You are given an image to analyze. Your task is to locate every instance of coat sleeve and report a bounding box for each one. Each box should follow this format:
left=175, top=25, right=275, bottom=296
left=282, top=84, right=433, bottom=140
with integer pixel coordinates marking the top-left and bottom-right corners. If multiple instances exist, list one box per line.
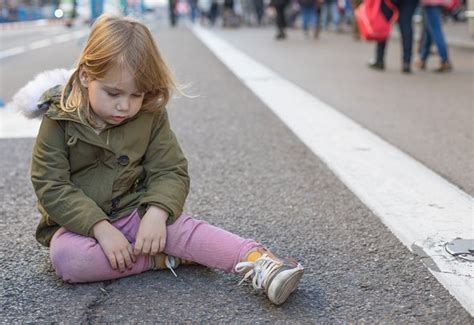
left=31, top=116, right=109, bottom=237
left=139, top=109, right=190, bottom=222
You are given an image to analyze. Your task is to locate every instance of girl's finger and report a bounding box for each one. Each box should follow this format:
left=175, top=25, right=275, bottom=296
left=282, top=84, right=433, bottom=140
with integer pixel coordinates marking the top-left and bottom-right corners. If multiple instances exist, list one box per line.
left=123, top=249, right=134, bottom=269
left=116, top=252, right=126, bottom=272
left=159, top=236, right=166, bottom=253
left=141, top=239, right=152, bottom=255
left=128, top=245, right=136, bottom=263
left=150, top=240, right=160, bottom=256
left=107, top=253, right=118, bottom=270
left=133, top=237, right=144, bottom=256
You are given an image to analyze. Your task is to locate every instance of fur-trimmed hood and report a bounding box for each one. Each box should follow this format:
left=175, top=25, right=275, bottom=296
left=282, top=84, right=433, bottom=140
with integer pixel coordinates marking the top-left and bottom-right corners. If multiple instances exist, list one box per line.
left=7, top=69, right=72, bottom=119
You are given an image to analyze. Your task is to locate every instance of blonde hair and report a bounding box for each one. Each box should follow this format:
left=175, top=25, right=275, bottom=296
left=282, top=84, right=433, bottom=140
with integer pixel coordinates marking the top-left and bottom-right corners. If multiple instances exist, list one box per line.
left=61, top=14, right=176, bottom=127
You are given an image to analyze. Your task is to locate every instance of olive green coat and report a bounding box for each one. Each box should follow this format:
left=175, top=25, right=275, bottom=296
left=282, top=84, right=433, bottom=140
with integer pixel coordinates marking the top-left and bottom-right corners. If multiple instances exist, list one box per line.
left=31, top=87, right=190, bottom=246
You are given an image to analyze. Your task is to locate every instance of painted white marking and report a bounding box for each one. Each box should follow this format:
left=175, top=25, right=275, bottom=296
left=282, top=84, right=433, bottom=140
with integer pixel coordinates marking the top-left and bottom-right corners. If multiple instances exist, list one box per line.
left=190, top=25, right=474, bottom=315
left=0, top=46, right=26, bottom=59
left=29, top=39, right=53, bottom=50
left=0, top=109, right=41, bottom=138
left=0, top=29, right=88, bottom=60
left=72, top=30, right=88, bottom=38
left=53, top=34, right=74, bottom=43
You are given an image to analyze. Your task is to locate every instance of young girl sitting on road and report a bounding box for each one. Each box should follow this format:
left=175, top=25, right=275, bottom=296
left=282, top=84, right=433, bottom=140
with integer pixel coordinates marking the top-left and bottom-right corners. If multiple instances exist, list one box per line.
left=17, top=14, right=304, bottom=305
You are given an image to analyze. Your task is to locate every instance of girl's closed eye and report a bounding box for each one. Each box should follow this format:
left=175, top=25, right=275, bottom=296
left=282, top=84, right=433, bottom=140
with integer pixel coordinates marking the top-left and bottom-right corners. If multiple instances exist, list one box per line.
left=107, top=92, right=120, bottom=97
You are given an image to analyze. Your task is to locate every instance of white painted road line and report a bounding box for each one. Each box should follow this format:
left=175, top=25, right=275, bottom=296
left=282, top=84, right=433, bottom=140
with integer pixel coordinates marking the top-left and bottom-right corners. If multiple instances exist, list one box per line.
left=53, top=34, right=74, bottom=43
left=0, top=30, right=88, bottom=60
left=29, top=39, right=53, bottom=50
left=0, top=46, right=27, bottom=60
left=0, top=108, right=41, bottom=139
left=190, top=25, right=474, bottom=315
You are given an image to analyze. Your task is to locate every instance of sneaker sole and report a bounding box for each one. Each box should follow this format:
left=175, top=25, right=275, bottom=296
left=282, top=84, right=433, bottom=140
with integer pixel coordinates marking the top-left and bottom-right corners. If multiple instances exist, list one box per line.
left=267, top=266, right=304, bottom=305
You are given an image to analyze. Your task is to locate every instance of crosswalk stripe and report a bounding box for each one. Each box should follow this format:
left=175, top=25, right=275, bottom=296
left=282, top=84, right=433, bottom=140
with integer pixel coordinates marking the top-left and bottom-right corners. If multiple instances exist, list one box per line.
left=29, top=39, right=53, bottom=50
left=189, top=24, right=473, bottom=316
left=0, top=46, right=26, bottom=59
left=0, top=30, right=88, bottom=60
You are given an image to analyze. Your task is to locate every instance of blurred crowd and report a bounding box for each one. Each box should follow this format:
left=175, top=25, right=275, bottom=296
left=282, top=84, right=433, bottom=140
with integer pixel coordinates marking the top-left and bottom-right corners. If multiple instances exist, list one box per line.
left=169, top=0, right=468, bottom=72
left=171, top=0, right=468, bottom=30
left=1, top=0, right=468, bottom=73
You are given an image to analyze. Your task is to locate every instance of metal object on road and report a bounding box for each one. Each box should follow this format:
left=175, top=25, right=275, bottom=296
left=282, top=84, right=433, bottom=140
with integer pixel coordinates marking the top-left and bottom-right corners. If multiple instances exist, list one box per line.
left=444, top=239, right=474, bottom=262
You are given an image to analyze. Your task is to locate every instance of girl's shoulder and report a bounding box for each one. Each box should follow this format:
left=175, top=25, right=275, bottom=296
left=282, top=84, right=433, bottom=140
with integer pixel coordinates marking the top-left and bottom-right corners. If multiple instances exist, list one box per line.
left=140, top=105, right=169, bottom=126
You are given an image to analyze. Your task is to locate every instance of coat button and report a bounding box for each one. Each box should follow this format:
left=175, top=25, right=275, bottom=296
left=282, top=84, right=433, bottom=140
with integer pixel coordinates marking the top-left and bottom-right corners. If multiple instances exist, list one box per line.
left=111, top=197, right=120, bottom=208
left=109, top=211, right=118, bottom=218
left=117, top=155, right=129, bottom=166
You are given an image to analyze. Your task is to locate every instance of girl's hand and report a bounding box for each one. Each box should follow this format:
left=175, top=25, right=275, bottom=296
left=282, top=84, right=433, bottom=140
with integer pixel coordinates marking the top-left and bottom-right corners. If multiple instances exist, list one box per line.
left=133, top=206, right=168, bottom=256
left=93, top=220, right=136, bottom=272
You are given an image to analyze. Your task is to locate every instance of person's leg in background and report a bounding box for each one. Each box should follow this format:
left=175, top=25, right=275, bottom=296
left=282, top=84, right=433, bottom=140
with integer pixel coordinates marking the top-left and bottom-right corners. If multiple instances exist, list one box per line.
left=275, top=4, right=288, bottom=39
left=417, top=7, right=432, bottom=70
left=349, top=0, right=362, bottom=39
left=397, top=0, right=418, bottom=73
left=424, top=5, right=452, bottom=72
left=301, top=5, right=316, bottom=37
left=255, top=0, right=264, bottom=25
left=369, top=41, right=386, bottom=70
left=315, top=1, right=322, bottom=38
left=169, top=0, right=178, bottom=26
left=209, top=1, right=218, bottom=26
left=330, top=0, right=341, bottom=31
left=301, top=6, right=310, bottom=35
left=321, top=0, right=329, bottom=30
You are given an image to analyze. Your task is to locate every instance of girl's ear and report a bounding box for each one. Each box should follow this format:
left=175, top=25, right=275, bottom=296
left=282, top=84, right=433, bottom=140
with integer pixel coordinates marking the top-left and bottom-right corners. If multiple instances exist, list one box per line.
left=79, top=68, right=89, bottom=88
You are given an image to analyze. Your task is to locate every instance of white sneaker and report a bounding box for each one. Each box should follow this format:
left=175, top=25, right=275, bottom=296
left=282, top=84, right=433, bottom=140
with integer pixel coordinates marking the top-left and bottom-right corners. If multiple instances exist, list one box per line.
left=235, top=254, right=304, bottom=305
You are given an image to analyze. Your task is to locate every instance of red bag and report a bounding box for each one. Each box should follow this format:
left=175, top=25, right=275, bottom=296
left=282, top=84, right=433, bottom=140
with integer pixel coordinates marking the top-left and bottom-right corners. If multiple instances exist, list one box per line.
left=444, top=0, right=460, bottom=12
left=355, top=0, right=399, bottom=41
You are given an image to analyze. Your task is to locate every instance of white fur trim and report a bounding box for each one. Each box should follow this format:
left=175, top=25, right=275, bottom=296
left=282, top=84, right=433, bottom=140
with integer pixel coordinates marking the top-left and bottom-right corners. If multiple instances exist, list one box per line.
left=6, top=69, right=73, bottom=119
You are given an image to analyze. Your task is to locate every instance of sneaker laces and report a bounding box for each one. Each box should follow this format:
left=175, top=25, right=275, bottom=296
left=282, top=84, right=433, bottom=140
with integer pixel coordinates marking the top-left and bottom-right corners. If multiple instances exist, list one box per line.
left=235, top=254, right=282, bottom=290
left=165, top=255, right=179, bottom=277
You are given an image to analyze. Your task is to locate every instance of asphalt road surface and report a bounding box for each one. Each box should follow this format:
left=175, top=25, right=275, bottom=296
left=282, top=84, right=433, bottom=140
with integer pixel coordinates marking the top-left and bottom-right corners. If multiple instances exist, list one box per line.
left=0, top=17, right=472, bottom=323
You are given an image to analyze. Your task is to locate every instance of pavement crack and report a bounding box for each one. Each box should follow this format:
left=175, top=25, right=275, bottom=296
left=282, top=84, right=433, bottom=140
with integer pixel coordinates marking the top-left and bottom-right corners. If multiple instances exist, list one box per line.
left=435, top=271, right=473, bottom=279
left=83, top=282, right=113, bottom=322
left=411, top=242, right=473, bottom=277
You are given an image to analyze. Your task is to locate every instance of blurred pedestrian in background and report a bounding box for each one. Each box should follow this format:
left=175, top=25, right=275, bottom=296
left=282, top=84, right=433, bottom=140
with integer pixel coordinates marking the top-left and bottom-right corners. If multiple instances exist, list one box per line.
left=298, top=0, right=319, bottom=38
left=255, top=0, right=265, bottom=25
left=240, top=0, right=255, bottom=25
left=223, top=0, right=241, bottom=27
left=169, top=0, right=178, bottom=26
left=416, top=0, right=453, bottom=72
left=199, top=0, right=219, bottom=25
left=188, top=0, right=199, bottom=23
left=321, top=0, right=341, bottom=32
left=368, top=0, right=419, bottom=73
left=271, top=0, right=290, bottom=39
left=350, top=0, right=362, bottom=39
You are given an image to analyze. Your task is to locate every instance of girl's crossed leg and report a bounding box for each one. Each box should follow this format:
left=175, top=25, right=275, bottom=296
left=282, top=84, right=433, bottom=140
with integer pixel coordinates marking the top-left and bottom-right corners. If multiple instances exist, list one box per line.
left=49, top=210, right=304, bottom=305
left=50, top=209, right=260, bottom=282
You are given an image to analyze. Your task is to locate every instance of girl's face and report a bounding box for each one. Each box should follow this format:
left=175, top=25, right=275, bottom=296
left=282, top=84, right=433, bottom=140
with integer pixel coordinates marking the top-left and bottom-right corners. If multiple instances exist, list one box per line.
left=80, top=65, right=145, bottom=126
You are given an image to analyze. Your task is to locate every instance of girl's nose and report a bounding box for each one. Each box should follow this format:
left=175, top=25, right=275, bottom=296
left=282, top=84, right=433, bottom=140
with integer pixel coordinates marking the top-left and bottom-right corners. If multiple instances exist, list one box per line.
left=118, top=99, right=130, bottom=112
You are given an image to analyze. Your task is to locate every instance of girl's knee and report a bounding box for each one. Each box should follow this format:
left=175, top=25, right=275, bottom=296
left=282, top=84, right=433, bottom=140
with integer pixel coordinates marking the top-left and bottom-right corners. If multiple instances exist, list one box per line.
left=171, top=214, right=209, bottom=232
left=50, top=235, right=100, bottom=283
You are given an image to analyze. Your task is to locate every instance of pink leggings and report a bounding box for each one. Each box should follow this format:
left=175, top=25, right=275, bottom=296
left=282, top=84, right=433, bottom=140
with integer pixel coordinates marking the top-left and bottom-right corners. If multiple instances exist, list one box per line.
left=50, top=210, right=260, bottom=283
